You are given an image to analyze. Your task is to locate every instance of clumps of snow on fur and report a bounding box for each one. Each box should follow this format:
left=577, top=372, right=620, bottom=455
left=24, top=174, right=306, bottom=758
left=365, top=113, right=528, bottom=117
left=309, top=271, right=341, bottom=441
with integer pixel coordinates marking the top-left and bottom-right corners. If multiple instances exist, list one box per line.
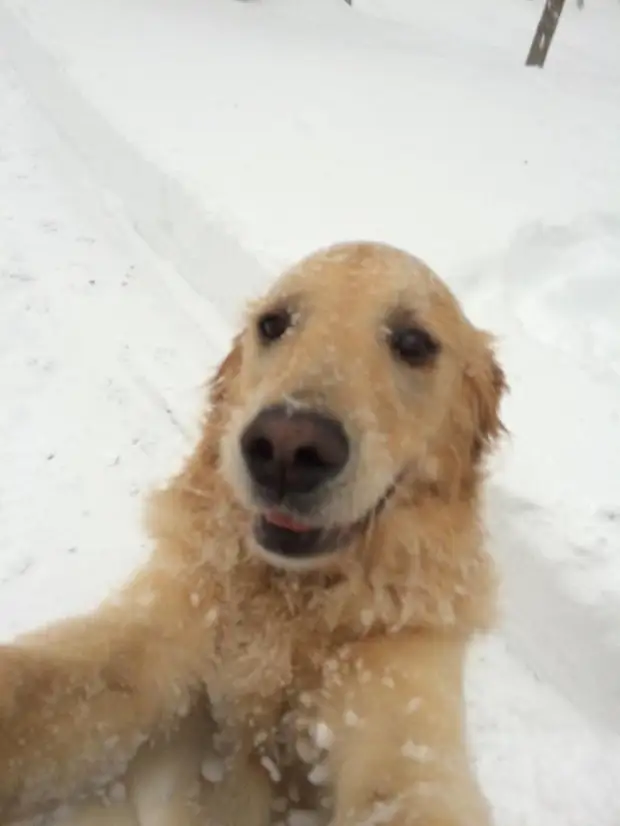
left=296, top=738, right=319, bottom=764
left=108, top=781, right=126, bottom=803
left=360, top=609, right=374, bottom=627
left=344, top=709, right=361, bottom=727
left=260, top=754, right=282, bottom=783
left=204, top=607, right=218, bottom=625
left=274, top=799, right=327, bottom=826
left=201, top=755, right=226, bottom=783
left=352, top=658, right=373, bottom=684
left=288, top=810, right=322, bottom=826
left=272, top=797, right=288, bottom=814
left=361, top=799, right=402, bottom=826
left=401, top=741, right=432, bottom=762
left=313, top=721, right=334, bottom=750
left=308, top=763, right=330, bottom=786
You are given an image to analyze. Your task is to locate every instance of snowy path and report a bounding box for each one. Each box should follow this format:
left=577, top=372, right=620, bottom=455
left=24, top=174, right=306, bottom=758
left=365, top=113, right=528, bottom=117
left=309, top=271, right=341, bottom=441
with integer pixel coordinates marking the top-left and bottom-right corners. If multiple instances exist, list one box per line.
left=0, top=64, right=226, bottom=636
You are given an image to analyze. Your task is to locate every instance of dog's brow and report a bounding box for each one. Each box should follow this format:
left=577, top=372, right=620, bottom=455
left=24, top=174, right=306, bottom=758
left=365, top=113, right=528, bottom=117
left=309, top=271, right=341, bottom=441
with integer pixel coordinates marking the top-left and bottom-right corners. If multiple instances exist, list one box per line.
left=260, top=288, right=302, bottom=314
left=385, top=305, right=423, bottom=329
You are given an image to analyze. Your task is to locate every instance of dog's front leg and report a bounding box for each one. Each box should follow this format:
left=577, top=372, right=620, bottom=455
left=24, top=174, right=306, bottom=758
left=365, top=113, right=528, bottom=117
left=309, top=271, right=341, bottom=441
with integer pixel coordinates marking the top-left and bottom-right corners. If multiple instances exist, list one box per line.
left=0, top=562, right=211, bottom=823
left=318, top=633, right=492, bottom=826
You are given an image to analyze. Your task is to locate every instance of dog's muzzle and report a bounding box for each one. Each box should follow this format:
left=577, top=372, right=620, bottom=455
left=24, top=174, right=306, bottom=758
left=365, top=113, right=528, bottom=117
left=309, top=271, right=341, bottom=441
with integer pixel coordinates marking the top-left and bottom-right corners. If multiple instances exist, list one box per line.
left=240, top=404, right=351, bottom=559
left=239, top=405, right=396, bottom=562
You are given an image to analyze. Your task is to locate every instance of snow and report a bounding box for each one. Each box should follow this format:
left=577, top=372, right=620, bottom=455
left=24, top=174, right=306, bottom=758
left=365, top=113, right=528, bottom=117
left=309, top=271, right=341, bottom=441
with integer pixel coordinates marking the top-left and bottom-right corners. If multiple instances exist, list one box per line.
left=1, top=0, right=619, bottom=824
left=313, top=721, right=335, bottom=751
left=287, top=810, right=322, bottom=826
left=201, top=755, right=225, bottom=784
left=0, top=66, right=215, bottom=635
left=260, top=754, right=283, bottom=784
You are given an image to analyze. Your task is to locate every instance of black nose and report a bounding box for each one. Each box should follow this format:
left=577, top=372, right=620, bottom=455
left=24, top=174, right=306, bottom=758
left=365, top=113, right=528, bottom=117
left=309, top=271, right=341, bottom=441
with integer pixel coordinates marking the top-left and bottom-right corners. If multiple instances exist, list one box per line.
left=240, top=405, right=349, bottom=500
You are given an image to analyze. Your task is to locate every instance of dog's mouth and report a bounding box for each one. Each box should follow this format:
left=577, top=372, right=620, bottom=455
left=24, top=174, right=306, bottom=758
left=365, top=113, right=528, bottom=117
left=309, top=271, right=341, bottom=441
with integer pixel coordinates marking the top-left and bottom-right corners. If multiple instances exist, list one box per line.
left=252, top=485, right=396, bottom=564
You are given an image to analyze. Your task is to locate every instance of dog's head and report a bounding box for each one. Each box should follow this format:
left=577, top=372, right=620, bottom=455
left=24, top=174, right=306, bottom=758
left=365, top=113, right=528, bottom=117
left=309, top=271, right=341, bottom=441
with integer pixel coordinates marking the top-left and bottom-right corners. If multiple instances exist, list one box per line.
left=213, top=242, right=506, bottom=570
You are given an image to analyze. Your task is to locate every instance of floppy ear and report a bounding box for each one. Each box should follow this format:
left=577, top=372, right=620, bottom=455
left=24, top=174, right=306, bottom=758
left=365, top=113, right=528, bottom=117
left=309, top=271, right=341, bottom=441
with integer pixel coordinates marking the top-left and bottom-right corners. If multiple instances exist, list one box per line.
left=144, top=334, right=245, bottom=548
left=208, top=333, right=244, bottom=413
left=465, top=333, right=508, bottom=463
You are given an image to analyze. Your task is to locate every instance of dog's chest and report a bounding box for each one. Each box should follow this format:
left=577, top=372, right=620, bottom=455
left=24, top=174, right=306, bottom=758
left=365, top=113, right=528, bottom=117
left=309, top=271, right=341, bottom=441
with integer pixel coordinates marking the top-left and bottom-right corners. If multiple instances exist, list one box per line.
left=200, top=581, right=360, bottom=809
left=207, top=674, right=332, bottom=807
left=204, top=586, right=337, bottom=725
left=207, top=611, right=322, bottom=708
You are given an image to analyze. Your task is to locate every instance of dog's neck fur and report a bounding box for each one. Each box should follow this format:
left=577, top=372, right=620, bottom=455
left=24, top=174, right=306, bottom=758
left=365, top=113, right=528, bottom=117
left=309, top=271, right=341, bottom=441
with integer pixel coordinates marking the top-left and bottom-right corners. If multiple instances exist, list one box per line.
left=148, top=455, right=496, bottom=642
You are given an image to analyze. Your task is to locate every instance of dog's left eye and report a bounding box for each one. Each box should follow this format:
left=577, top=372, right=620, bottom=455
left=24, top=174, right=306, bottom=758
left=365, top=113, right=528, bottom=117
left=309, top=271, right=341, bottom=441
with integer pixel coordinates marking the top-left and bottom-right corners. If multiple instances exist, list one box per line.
left=257, top=309, right=291, bottom=343
left=389, top=326, right=439, bottom=366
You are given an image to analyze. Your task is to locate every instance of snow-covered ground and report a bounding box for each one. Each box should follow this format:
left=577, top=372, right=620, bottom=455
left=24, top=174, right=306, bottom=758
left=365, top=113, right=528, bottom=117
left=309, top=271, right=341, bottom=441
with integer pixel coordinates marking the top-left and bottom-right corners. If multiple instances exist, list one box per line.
left=1, top=0, right=619, bottom=824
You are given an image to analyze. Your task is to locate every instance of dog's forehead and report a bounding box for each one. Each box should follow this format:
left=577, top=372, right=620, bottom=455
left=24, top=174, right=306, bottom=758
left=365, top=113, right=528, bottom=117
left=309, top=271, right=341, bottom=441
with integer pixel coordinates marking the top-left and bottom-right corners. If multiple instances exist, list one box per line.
left=265, top=243, right=460, bottom=330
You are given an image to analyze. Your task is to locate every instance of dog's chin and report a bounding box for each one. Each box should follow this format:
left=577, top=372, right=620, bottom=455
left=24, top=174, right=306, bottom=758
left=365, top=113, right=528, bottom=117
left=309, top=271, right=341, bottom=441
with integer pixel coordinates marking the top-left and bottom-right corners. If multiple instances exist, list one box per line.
left=248, top=483, right=397, bottom=571
left=250, top=515, right=347, bottom=571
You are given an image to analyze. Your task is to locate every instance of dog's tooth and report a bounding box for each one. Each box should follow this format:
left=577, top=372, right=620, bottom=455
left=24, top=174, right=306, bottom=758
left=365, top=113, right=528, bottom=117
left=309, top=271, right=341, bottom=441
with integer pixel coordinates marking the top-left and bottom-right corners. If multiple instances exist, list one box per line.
left=204, top=607, right=218, bottom=625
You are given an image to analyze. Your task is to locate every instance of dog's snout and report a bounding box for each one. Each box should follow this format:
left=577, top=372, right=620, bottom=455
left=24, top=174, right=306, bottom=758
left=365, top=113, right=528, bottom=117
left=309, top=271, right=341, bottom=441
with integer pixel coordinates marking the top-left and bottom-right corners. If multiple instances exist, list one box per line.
left=240, top=405, right=349, bottom=499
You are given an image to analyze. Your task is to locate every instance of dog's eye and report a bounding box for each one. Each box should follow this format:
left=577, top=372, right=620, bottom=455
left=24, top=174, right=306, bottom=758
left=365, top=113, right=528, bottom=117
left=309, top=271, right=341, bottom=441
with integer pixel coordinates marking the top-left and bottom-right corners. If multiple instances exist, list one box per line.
left=257, top=309, right=291, bottom=343
left=389, top=326, right=439, bottom=366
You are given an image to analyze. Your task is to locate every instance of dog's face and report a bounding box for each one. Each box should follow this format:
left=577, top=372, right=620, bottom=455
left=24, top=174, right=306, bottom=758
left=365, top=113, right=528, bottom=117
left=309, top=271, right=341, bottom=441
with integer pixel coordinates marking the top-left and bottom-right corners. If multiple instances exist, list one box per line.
left=217, top=242, right=506, bottom=570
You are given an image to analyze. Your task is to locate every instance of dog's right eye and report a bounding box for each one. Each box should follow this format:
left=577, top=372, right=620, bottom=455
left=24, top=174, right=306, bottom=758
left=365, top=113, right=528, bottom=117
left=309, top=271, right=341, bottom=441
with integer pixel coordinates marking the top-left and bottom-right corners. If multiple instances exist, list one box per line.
left=257, top=309, right=291, bottom=343
left=389, top=325, right=439, bottom=367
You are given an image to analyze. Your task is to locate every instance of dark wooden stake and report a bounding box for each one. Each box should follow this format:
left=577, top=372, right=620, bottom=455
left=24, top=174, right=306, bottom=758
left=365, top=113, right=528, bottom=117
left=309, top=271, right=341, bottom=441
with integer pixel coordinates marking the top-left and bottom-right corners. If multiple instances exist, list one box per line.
left=525, top=0, right=567, bottom=68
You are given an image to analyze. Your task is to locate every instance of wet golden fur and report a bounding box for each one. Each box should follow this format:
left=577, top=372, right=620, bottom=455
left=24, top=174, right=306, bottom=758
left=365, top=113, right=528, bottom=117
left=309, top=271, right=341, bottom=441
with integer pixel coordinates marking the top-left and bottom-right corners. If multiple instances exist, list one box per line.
left=0, top=241, right=506, bottom=826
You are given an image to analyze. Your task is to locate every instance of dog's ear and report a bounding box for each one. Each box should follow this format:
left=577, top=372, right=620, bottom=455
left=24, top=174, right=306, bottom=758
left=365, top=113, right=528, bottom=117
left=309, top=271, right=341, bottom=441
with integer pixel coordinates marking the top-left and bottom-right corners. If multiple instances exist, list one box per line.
left=190, top=333, right=245, bottom=469
left=208, top=333, right=244, bottom=413
left=171, top=333, right=244, bottom=487
left=464, top=333, right=508, bottom=464
left=144, top=334, right=245, bottom=544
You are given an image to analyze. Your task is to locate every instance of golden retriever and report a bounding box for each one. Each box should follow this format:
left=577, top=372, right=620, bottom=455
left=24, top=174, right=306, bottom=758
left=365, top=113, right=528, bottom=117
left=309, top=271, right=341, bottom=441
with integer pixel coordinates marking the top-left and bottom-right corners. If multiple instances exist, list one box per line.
left=0, top=241, right=506, bottom=826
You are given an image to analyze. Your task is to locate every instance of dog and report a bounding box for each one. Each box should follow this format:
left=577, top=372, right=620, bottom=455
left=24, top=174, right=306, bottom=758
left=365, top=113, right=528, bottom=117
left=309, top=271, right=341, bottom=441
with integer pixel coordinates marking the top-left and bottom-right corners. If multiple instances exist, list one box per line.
left=0, top=241, right=506, bottom=826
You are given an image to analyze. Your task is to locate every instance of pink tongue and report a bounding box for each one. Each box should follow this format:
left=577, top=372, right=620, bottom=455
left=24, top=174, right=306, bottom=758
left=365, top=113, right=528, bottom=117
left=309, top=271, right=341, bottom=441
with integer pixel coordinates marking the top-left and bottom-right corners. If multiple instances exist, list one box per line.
left=265, top=511, right=313, bottom=533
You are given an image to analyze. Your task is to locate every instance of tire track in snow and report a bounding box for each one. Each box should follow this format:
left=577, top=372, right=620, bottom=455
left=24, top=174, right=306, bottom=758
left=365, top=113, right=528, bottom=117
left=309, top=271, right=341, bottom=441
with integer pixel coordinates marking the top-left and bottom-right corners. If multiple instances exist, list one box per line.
left=488, top=486, right=620, bottom=735
left=0, top=67, right=237, bottom=638
left=462, top=222, right=620, bottom=736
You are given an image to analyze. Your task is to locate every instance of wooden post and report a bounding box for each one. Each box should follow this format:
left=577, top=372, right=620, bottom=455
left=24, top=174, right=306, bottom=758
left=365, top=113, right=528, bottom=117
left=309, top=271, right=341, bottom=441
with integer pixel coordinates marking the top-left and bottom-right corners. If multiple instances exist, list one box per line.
left=525, top=0, right=567, bottom=68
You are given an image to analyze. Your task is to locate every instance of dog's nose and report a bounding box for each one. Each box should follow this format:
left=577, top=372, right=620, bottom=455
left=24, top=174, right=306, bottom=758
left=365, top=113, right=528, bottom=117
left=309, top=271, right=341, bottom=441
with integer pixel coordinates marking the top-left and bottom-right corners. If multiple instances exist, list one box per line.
left=240, top=405, right=349, bottom=499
